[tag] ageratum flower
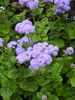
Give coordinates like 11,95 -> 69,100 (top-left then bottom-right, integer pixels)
66,47 -> 74,55
54,0 -> 71,14
42,95 -> 47,100
44,0 -> 71,14
44,0 -> 54,2
17,36 -> 34,47
16,42 -> 59,70
7,41 -> 17,48
15,20 -> 35,34
70,63 -> 75,68
0,38 -> 3,47
19,0 -> 39,10
16,51 -> 31,64
15,47 -> 25,55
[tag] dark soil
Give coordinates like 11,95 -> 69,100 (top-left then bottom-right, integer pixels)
68,0 -> 75,18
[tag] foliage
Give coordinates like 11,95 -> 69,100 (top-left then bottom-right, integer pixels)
0,0 -> 75,100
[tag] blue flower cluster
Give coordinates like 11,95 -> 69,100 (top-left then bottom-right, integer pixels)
44,0 -> 71,14
0,38 -> 3,47
15,20 -> 35,34
66,47 -> 74,55
7,36 -> 34,48
16,42 -> 59,70
19,0 -> 39,10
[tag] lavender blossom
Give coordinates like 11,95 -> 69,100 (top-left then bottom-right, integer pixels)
15,19 -> 35,34
15,47 -> 25,55
44,0 -> 54,3
42,95 -> 47,100
66,47 -> 74,55
17,36 -> 34,47
53,51 -> 58,56
19,0 -> 39,10
19,0 -> 26,5
16,42 -> 59,70
26,0 -> 39,10
16,51 -> 31,64
44,0 -> 71,14
70,63 -> 75,68
7,41 -> 17,48
0,38 -> 3,47
54,0 -> 71,14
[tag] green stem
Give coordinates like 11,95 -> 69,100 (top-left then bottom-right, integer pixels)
32,9 -> 36,23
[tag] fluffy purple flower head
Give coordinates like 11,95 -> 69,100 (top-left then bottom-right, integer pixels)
42,95 -> 47,100
44,0 -> 54,3
0,38 -> 3,47
19,0 -> 39,10
19,0 -> 26,5
15,47 -> 25,55
53,51 -> 58,56
70,63 -> 75,68
54,0 -> 71,14
7,41 -> 17,48
28,53 -> 53,70
17,36 -> 34,47
29,59 -> 40,70
15,20 -> 35,34
26,0 -> 39,10
66,47 -> 74,55
16,51 -> 31,64
16,42 -> 59,70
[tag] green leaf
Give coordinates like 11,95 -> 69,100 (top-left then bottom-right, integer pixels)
49,22 -> 58,30
35,8 -> 43,15
20,79 -> 38,92
49,95 -> 59,100
10,56 -> 16,63
67,96 -> 75,100
2,28 -> 10,34
70,41 -> 75,48
8,11 -> 13,17
4,0 -> 10,6
28,82 -> 38,92
31,34 -> 41,42
50,39 -> 64,47
10,95 -> 23,100
37,78 -> 51,86
41,36 -> 48,41
32,96 -> 38,100
41,17 -> 48,24
57,23 -> 65,31
3,36 -> 10,42
0,87 -> 12,100
68,30 -> 75,39
1,78 -> 10,87
0,0 -> 9,6
20,79 -> 29,91
51,76 -> 62,88
70,78 -> 75,87
22,68 -> 31,78
7,69 -> 17,78
37,92 -> 43,99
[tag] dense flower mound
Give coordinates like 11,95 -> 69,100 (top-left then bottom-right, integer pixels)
15,20 -> 35,34
44,0 -> 71,14
0,38 -> 3,47
16,42 -> 59,70
19,0 -> 39,10
66,46 -> 74,55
